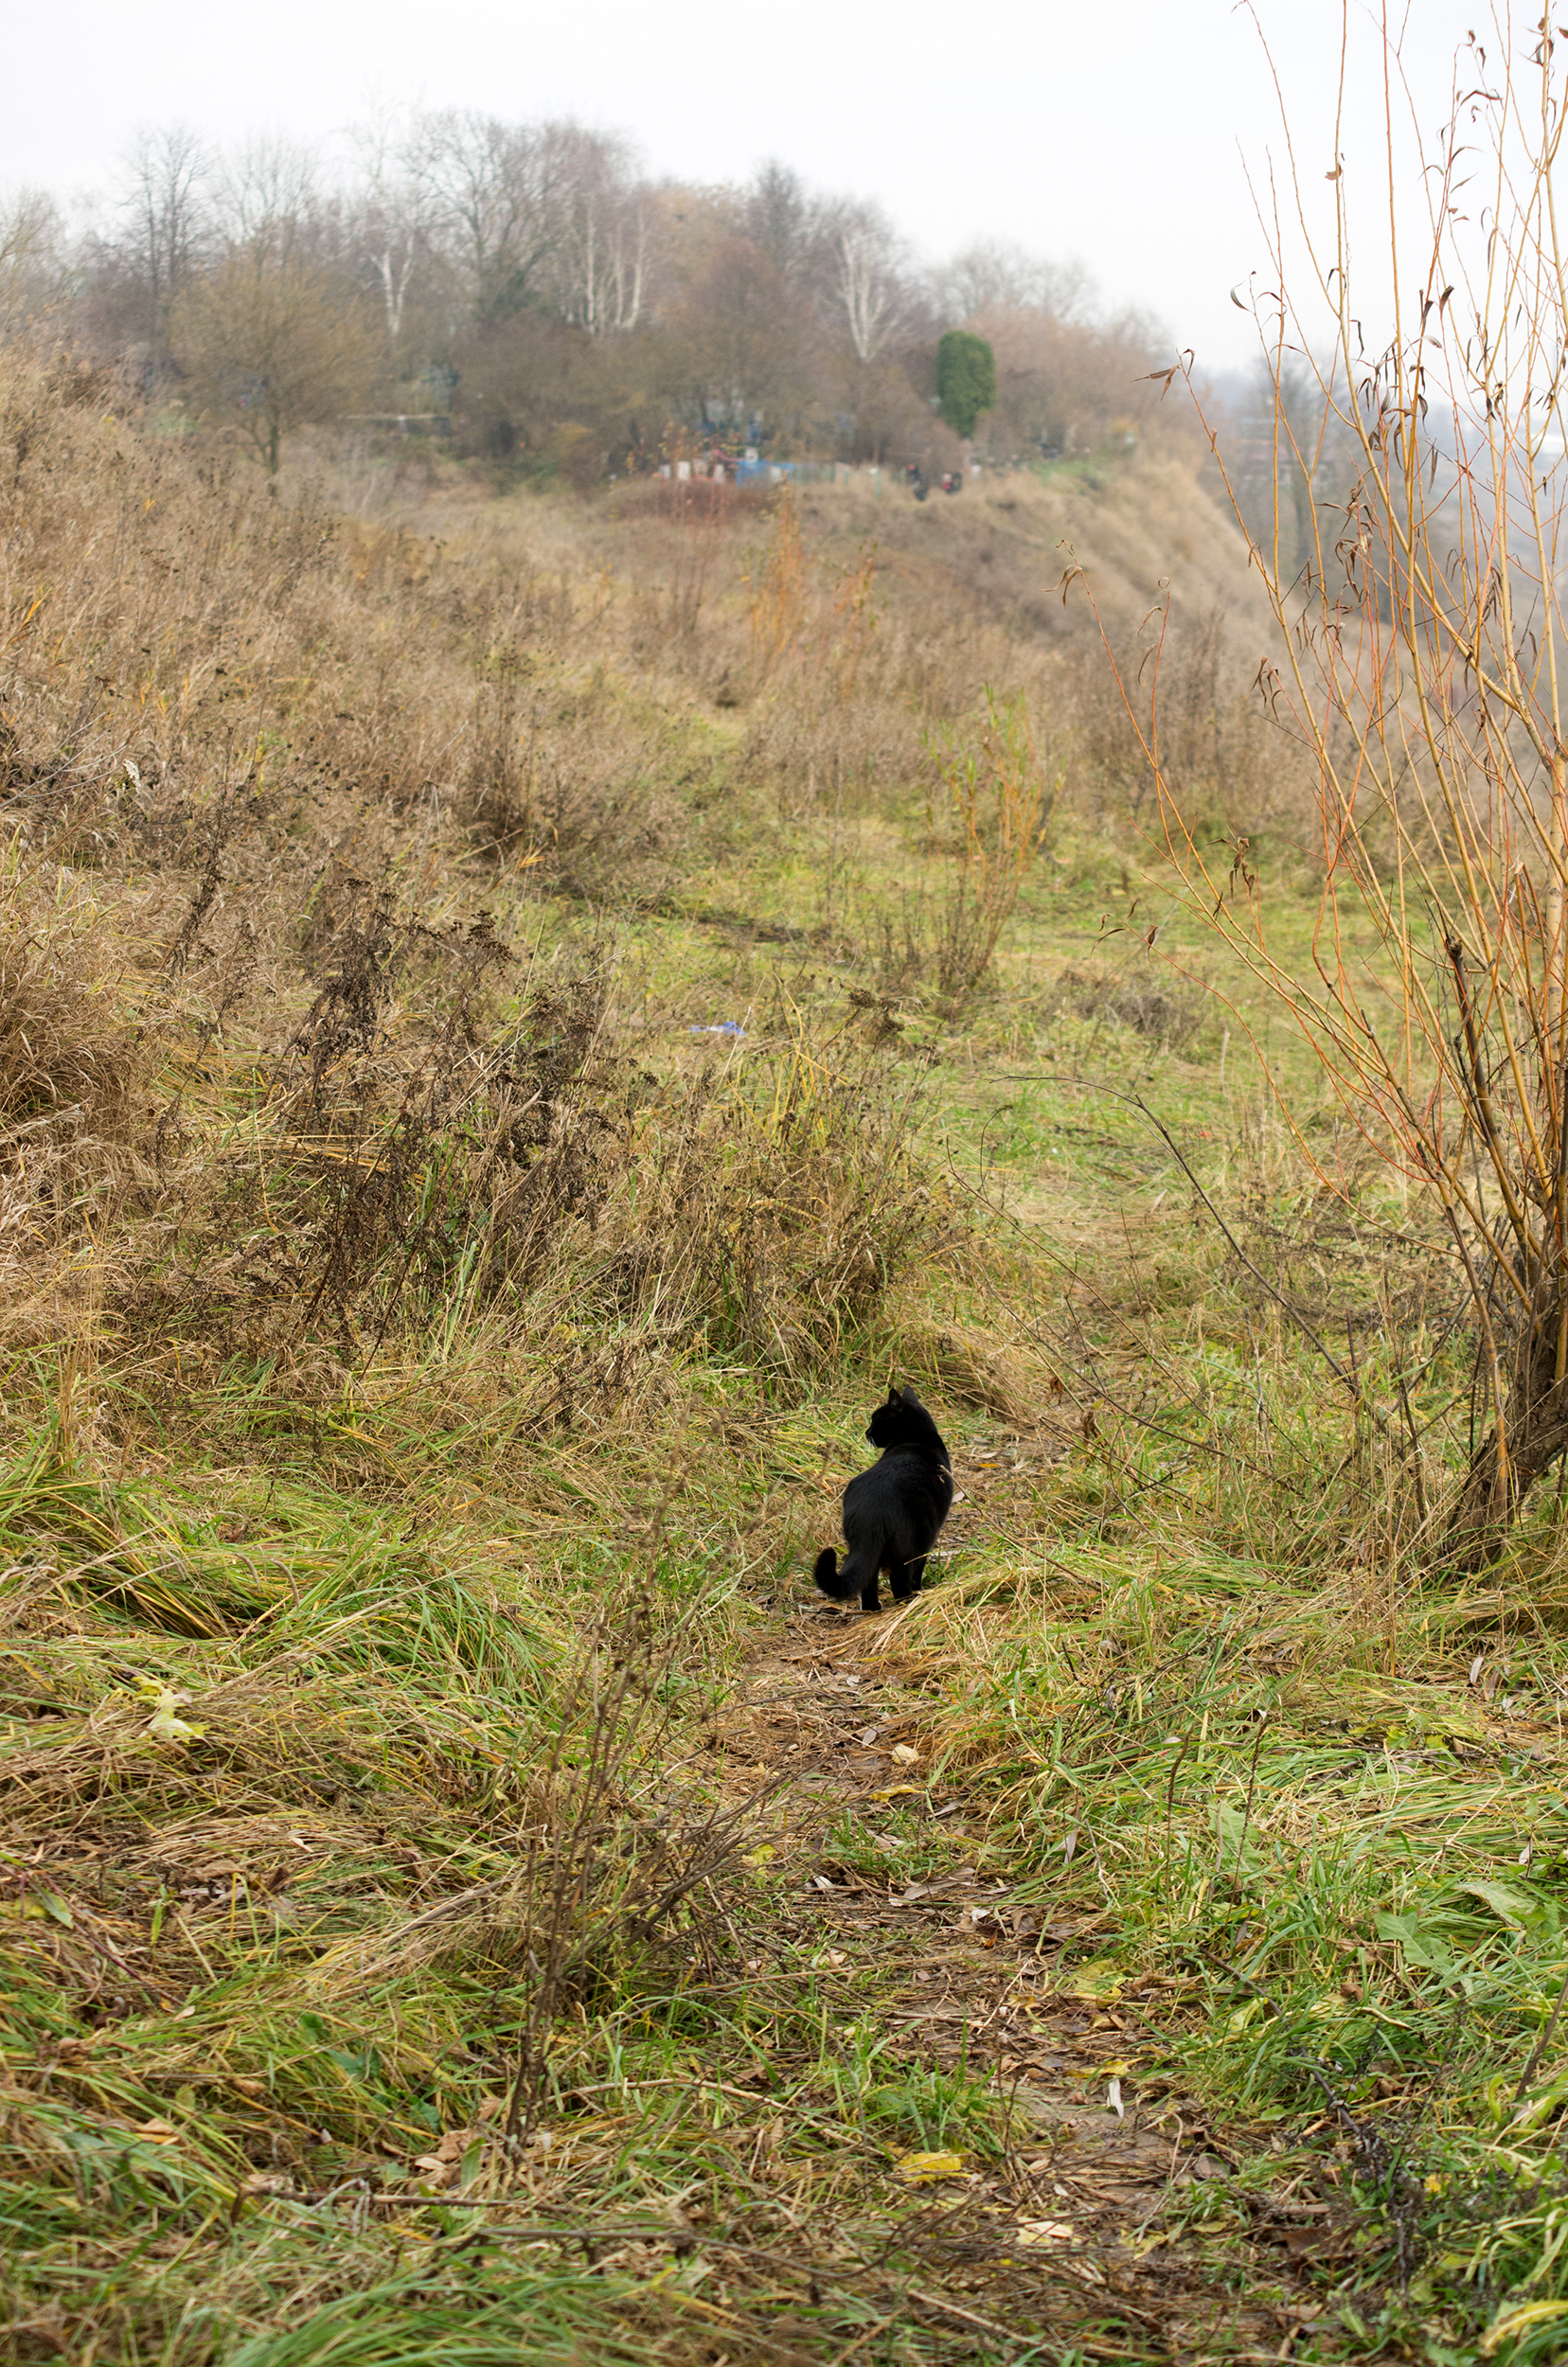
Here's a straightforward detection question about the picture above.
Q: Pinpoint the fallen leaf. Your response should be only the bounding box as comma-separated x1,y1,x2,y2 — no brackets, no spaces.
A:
1281,2225,1346,2261
890,1743,919,1767
1107,2076,1125,2120
135,1679,205,1743
1016,2218,1075,2244
856,1723,882,1746
891,1881,933,1907
134,2119,179,2144
1062,1959,1125,2003
149,1708,205,1742
896,2150,967,2182
1482,2301,1568,2356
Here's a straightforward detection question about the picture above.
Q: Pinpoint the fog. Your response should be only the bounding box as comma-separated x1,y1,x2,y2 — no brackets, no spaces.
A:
15,0,1486,370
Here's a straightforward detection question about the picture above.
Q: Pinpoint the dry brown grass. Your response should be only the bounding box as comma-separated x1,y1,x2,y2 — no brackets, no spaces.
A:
0,347,1289,1417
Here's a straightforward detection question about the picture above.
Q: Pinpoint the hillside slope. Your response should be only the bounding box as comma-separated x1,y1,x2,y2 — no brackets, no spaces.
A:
4,365,1561,2367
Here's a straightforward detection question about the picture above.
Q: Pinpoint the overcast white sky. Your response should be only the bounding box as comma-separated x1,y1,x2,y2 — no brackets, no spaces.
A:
11,0,1492,371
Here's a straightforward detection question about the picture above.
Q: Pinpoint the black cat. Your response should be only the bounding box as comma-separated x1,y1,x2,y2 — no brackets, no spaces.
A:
813,1385,953,1613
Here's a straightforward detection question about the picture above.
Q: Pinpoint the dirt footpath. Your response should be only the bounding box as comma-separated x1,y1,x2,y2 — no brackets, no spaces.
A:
701,1585,1354,2363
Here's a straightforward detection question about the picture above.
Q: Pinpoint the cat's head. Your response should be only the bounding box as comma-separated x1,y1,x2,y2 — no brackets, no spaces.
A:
865,1383,925,1446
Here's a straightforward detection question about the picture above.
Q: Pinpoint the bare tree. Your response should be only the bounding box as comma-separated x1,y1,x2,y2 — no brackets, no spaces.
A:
346,103,432,352
831,204,907,364
935,240,1095,327
0,189,66,339
214,133,320,256
119,126,210,367
674,237,815,441
411,112,568,327
973,301,1167,456
546,129,648,334
171,242,379,490
743,162,820,280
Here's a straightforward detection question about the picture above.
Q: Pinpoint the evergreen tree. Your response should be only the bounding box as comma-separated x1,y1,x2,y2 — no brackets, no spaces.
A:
935,329,996,437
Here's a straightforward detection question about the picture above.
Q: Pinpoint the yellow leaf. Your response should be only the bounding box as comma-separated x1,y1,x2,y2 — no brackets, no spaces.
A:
895,2150,967,2182
1016,2218,1075,2245
1062,1959,1125,2002
149,1710,205,1742
1482,2300,1568,2355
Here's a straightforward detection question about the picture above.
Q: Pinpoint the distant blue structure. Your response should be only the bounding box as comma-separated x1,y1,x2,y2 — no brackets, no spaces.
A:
728,458,844,486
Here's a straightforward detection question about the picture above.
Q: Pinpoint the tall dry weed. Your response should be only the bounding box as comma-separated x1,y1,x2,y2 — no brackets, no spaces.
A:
917,689,1059,1006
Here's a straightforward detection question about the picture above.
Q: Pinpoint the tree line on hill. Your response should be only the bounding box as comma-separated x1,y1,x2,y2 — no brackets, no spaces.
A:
0,116,1182,489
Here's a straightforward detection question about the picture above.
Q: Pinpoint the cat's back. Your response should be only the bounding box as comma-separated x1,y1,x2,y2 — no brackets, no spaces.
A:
848,1433,950,1509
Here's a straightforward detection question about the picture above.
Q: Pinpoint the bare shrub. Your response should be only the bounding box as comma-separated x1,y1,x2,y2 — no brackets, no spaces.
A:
873,688,1060,1010
1065,606,1301,840
1045,962,1207,1053
103,899,949,1402
1083,27,1568,1567
457,660,693,895
605,1022,956,1381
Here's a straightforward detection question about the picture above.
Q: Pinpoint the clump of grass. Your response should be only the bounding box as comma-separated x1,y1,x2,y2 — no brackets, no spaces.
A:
600,1014,956,1385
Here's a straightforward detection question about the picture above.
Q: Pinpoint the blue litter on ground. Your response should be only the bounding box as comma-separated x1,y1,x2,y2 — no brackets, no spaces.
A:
689,1022,746,1036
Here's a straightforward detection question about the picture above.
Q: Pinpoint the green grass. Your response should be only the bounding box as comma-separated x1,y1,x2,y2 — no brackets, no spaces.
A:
13,841,1544,2358
9,436,1568,2358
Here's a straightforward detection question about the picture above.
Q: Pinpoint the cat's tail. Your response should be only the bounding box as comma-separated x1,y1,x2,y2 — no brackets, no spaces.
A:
824,1543,885,1600
814,1546,874,1602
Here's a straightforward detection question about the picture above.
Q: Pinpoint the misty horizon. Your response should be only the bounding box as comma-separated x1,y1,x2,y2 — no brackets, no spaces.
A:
9,0,1493,380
